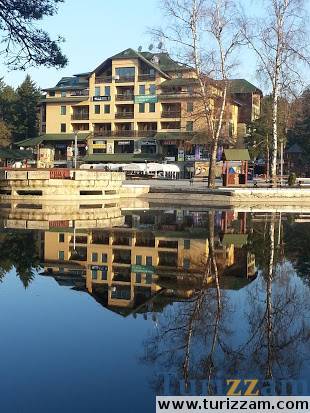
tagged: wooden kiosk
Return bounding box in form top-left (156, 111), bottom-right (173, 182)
top-left (222, 149), bottom-right (250, 187)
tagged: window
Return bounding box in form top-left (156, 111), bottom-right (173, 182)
top-left (105, 86), bottom-right (111, 96)
top-left (104, 105), bottom-right (110, 114)
top-left (149, 84), bottom-right (156, 95)
top-left (49, 91), bottom-right (55, 97)
top-left (94, 105), bottom-right (100, 114)
top-left (92, 269), bottom-right (98, 280)
top-left (115, 67), bottom-right (135, 79)
top-left (92, 252), bottom-right (98, 262)
top-left (136, 273), bottom-right (142, 283)
top-left (187, 102), bottom-right (193, 112)
top-left (59, 233), bottom-right (65, 243)
top-left (186, 121), bottom-right (193, 132)
top-left (139, 85), bottom-right (145, 95)
top-left (60, 106), bottom-right (66, 115)
top-left (58, 251), bottom-right (64, 260)
top-left (95, 86), bottom-right (100, 96)
top-left (139, 103), bottom-right (145, 113)
top-left (61, 123), bottom-right (66, 133)
top-left (136, 255), bottom-right (142, 265)
top-left (101, 269), bottom-right (108, 280)
top-left (102, 253), bottom-right (108, 263)
top-left (61, 91), bottom-right (66, 97)
top-left (146, 273), bottom-right (153, 284)
top-left (93, 140), bottom-right (107, 145)
top-left (183, 258), bottom-right (190, 270)
top-left (149, 103), bottom-right (156, 113)
top-left (184, 239), bottom-right (191, 249)
top-left (146, 256), bottom-right (152, 266)
top-left (187, 86), bottom-right (193, 94)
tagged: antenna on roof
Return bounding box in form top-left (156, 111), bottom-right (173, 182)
top-left (148, 44), bottom-right (154, 51)
top-left (138, 45), bottom-right (143, 52)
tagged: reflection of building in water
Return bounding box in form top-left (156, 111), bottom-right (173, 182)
top-left (42, 210), bottom-right (257, 315)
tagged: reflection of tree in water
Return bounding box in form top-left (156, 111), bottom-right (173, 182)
top-left (142, 211), bottom-right (232, 394)
top-left (231, 213), bottom-right (310, 382)
top-left (0, 231), bottom-right (40, 288)
top-left (142, 213), bottom-right (310, 394)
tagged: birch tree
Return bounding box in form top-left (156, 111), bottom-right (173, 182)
top-left (154, 0), bottom-right (242, 188)
top-left (241, 0), bottom-right (310, 186)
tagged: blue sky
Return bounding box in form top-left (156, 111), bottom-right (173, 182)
top-left (0, 0), bottom-right (308, 92)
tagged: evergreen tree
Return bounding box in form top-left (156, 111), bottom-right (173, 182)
top-left (0, 78), bottom-right (16, 127)
top-left (0, 120), bottom-right (12, 147)
top-left (13, 75), bottom-right (41, 141)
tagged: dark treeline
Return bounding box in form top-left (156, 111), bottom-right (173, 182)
top-left (0, 75), bottom-right (41, 147)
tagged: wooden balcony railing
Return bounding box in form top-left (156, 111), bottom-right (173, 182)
top-left (95, 76), bottom-right (113, 84)
top-left (115, 112), bottom-right (134, 119)
top-left (71, 113), bottom-right (89, 120)
top-left (138, 74), bottom-right (156, 82)
top-left (93, 130), bottom-right (157, 138)
top-left (161, 111), bottom-right (181, 118)
top-left (115, 76), bottom-right (135, 83)
top-left (115, 94), bottom-right (134, 101)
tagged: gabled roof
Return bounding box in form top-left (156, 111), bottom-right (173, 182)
top-left (228, 79), bottom-right (263, 95)
top-left (42, 76), bottom-right (88, 92)
top-left (160, 78), bottom-right (199, 87)
top-left (0, 148), bottom-right (34, 160)
top-left (287, 143), bottom-right (303, 153)
top-left (141, 51), bottom-right (189, 72)
top-left (93, 48), bottom-right (170, 79)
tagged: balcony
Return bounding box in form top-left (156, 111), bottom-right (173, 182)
top-left (158, 240), bottom-right (178, 249)
top-left (71, 113), bottom-right (89, 120)
top-left (94, 130), bottom-right (113, 137)
top-left (161, 111), bottom-right (181, 118)
top-left (115, 112), bottom-right (134, 119)
top-left (138, 74), bottom-right (156, 82)
top-left (95, 76), bottom-right (113, 84)
top-left (115, 94), bottom-right (134, 101)
top-left (115, 76), bottom-right (135, 83)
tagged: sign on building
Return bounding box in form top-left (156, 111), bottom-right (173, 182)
top-left (38, 147), bottom-right (54, 168)
top-left (134, 95), bottom-right (158, 104)
top-left (93, 96), bottom-right (111, 102)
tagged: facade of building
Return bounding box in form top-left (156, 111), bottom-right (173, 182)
top-left (18, 49), bottom-right (262, 173)
top-left (42, 210), bottom-right (256, 313)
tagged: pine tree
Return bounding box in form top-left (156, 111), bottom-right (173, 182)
top-left (13, 75), bottom-right (41, 141)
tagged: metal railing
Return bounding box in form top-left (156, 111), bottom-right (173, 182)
top-left (138, 74), bottom-right (156, 82)
top-left (115, 76), bottom-right (135, 83)
top-left (93, 130), bottom-right (157, 138)
top-left (95, 76), bottom-right (113, 83)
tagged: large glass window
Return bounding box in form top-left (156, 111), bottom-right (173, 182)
top-left (105, 86), bottom-right (111, 96)
top-left (59, 234), bottom-right (65, 243)
top-left (104, 105), bottom-right (110, 114)
top-left (92, 269), bottom-right (98, 280)
top-left (60, 106), bottom-right (66, 115)
top-left (136, 255), bottom-right (142, 265)
top-left (136, 273), bottom-right (142, 283)
top-left (95, 86), bottom-right (100, 96)
top-left (139, 85), bottom-right (145, 95)
top-left (115, 67), bottom-right (135, 79)
top-left (94, 105), bottom-right (100, 114)
top-left (139, 103), bottom-right (145, 113)
top-left (92, 252), bottom-right (98, 262)
top-left (149, 103), bottom-right (156, 113)
top-left (102, 253), bottom-right (108, 263)
top-left (146, 256), bottom-right (152, 266)
top-left (60, 123), bottom-right (66, 133)
top-left (101, 270), bottom-right (107, 280)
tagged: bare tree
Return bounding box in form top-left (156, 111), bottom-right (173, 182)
top-left (241, 0), bottom-right (310, 186)
top-left (154, 0), bottom-right (242, 188)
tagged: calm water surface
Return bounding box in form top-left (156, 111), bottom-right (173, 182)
top-left (0, 206), bottom-right (310, 412)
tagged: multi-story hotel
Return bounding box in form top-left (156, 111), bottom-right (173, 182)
top-left (18, 48), bottom-right (262, 174)
top-left (41, 209), bottom-right (256, 315)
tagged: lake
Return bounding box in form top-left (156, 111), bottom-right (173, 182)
top-left (0, 205), bottom-right (309, 412)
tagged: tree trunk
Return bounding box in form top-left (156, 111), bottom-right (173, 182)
top-left (271, 88), bottom-right (279, 186)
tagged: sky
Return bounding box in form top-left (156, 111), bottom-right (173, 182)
top-left (0, 0), bottom-right (308, 92)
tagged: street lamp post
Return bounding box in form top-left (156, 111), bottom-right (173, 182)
top-left (74, 132), bottom-right (78, 169)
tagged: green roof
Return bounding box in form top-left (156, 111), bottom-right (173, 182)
top-left (83, 153), bottom-right (161, 163)
top-left (17, 133), bottom-right (91, 147)
top-left (0, 148), bottom-right (34, 160)
top-left (161, 78), bottom-right (199, 87)
top-left (228, 79), bottom-right (262, 94)
top-left (222, 234), bottom-right (248, 247)
top-left (141, 52), bottom-right (189, 72)
top-left (223, 149), bottom-right (251, 161)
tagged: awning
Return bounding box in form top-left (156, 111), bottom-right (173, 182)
top-left (222, 234), bottom-right (248, 247)
top-left (83, 153), bottom-right (161, 163)
top-left (16, 133), bottom-right (91, 147)
top-left (0, 148), bottom-right (34, 160)
top-left (222, 149), bottom-right (251, 161)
